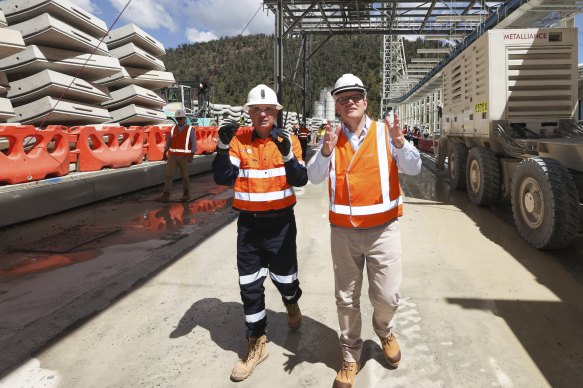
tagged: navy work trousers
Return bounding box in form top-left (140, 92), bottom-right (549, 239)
top-left (236, 210), bottom-right (302, 338)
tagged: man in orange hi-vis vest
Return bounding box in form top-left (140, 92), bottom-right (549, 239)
top-left (298, 120), bottom-right (311, 160)
top-left (212, 84), bottom-right (308, 382)
top-left (156, 109), bottom-right (197, 203)
top-left (307, 74), bottom-right (421, 388)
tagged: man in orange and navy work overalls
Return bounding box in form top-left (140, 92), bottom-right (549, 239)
top-left (156, 109), bottom-right (197, 202)
top-left (307, 74), bottom-right (421, 388)
top-left (212, 84), bottom-right (307, 382)
top-left (298, 120), bottom-right (311, 160)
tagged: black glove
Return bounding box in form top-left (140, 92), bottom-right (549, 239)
top-left (218, 123), bottom-right (238, 147)
top-left (271, 127), bottom-right (293, 161)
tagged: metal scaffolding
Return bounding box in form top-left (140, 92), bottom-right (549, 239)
top-left (262, 0), bottom-right (583, 125)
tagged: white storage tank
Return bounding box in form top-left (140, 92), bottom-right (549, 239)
top-left (313, 101), bottom-right (324, 118)
top-left (321, 87), bottom-right (335, 121)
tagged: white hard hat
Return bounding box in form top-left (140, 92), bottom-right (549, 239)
top-left (175, 109), bottom-right (186, 118)
top-left (331, 73), bottom-right (366, 95)
top-left (243, 84), bottom-right (282, 112)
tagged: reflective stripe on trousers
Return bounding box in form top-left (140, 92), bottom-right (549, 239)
top-left (236, 211), bottom-right (302, 338)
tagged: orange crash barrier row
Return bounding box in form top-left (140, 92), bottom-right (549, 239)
top-left (0, 125), bottom-right (69, 184)
top-left (195, 126), bottom-right (218, 154)
top-left (143, 125), bottom-right (172, 161)
top-left (69, 125), bottom-right (145, 172)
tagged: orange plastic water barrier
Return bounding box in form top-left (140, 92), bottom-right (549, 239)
top-left (69, 125), bottom-right (145, 171)
top-left (195, 126), bottom-right (219, 154)
top-left (0, 125), bottom-right (70, 184)
top-left (143, 125), bottom-right (172, 161)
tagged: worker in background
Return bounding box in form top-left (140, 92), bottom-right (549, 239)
top-left (306, 73), bottom-right (421, 388)
top-left (316, 124), bottom-right (325, 143)
top-left (155, 109), bottom-right (197, 203)
top-left (291, 122), bottom-right (300, 136)
top-left (212, 84), bottom-right (308, 382)
top-left (412, 125), bottom-right (420, 148)
top-left (298, 120), bottom-right (311, 160)
top-left (196, 79), bottom-right (209, 116)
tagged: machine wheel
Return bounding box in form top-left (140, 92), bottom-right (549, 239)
top-left (448, 142), bottom-right (468, 190)
top-left (511, 158), bottom-right (579, 249)
top-left (466, 147), bottom-right (500, 206)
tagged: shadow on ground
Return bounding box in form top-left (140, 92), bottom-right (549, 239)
top-left (170, 297), bottom-right (391, 374)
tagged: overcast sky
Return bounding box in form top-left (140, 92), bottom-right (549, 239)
top-left (70, 0), bottom-right (583, 62)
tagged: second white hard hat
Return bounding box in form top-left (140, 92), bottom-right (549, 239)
top-left (331, 73), bottom-right (366, 95)
top-left (175, 109), bottom-right (187, 118)
top-left (244, 84), bottom-right (283, 112)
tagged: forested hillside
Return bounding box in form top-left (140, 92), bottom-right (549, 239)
top-left (165, 34), bottom-right (440, 118)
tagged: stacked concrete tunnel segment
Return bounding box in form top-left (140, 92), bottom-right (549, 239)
top-left (0, 0), bottom-right (178, 127)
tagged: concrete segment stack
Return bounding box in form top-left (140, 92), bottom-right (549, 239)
top-left (0, 9), bottom-right (25, 122)
top-left (100, 23), bottom-right (173, 125)
top-left (0, 0), bottom-right (117, 125)
top-left (0, 0), bottom-right (178, 127)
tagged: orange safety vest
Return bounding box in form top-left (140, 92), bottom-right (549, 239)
top-left (328, 120), bottom-right (403, 228)
top-left (298, 127), bottom-right (310, 140)
top-left (229, 130), bottom-right (302, 212)
top-left (168, 125), bottom-right (194, 156)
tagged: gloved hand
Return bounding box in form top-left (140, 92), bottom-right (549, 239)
top-left (217, 123), bottom-right (238, 149)
top-left (271, 127), bottom-right (294, 162)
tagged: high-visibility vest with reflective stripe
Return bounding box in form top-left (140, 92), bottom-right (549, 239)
top-left (168, 125), bottom-right (194, 156)
top-left (329, 120), bottom-right (403, 228)
top-left (229, 130), bottom-right (302, 212)
top-left (298, 127), bottom-right (310, 139)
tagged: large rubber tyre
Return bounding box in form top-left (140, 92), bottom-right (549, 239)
top-left (511, 158), bottom-right (579, 249)
top-left (448, 142), bottom-right (468, 190)
top-left (466, 147), bottom-right (500, 206)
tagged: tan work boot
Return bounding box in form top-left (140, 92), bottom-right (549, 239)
top-left (285, 303), bottom-right (301, 331)
top-left (230, 335), bottom-right (268, 382)
top-left (379, 332), bottom-right (401, 368)
top-left (180, 191), bottom-right (190, 201)
top-left (333, 361), bottom-right (360, 388)
top-left (155, 192), bottom-right (170, 203)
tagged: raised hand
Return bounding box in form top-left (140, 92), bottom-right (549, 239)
top-left (218, 123), bottom-right (239, 147)
top-left (271, 127), bottom-right (293, 161)
top-left (321, 120), bottom-right (342, 157)
top-left (386, 112), bottom-right (405, 148)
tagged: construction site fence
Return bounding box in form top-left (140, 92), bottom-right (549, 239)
top-left (0, 125), bottom-right (255, 185)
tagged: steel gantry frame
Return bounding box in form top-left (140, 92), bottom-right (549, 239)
top-left (262, 1), bottom-right (583, 125)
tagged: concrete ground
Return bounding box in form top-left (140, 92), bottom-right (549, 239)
top-left (1, 152), bottom-right (583, 388)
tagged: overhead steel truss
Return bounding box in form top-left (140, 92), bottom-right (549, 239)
top-left (262, 1), bottom-right (583, 123)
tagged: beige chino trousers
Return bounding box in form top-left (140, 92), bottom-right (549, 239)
top-left (163, 154), bottom-right (190, 193)
top-left (330, 219), bottom-right (402, 363)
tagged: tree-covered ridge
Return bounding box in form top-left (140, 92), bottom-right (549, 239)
top-left (164, 34), bottom-right (440, 118)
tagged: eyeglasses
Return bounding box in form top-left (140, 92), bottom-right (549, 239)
top-left (250, 107), bottom-right (277, 115)
top-left (336, 94), bottom-right (365, 105)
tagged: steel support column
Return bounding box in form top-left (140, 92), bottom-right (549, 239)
top-left (275, 0), bottom-right (284, 127)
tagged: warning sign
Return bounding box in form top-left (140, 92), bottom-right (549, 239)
top-left (475, 102), bottom-right (487, 113)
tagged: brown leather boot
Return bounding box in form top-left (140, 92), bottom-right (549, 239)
top-left (285, 303), bottom-right (301, 331)
top-left (155, 192), bottom-right (170, 203)
top-left (379, 332), bottom-right (401, 368)
top-left (180, 191), bottom-right (190, 201)
top-left (230, 335), bottom-right (268, 382)
top-left (333, 361), bottom-right (360, 388)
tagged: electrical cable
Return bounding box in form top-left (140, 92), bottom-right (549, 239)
top-left (38, 0), bottom-right (134, 129)
top-left (239, 4), bottom-right (263, 36)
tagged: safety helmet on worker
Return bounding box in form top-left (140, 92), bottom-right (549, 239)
top-left (174, 109), bottom-right (187, 118)
top-left (243, 84), bottom-right (283, 112)
top-left (331, 73), bottom-right (367, 96)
